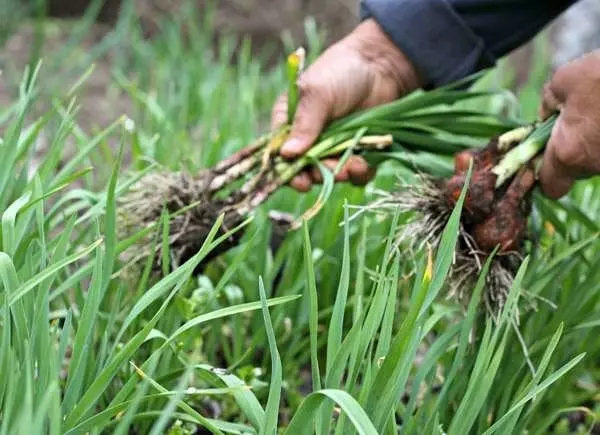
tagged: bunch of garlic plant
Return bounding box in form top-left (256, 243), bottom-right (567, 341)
top-left (118, 48), bottom-right (520, 273)
top-left (366, 115), bottom-right (558, 312)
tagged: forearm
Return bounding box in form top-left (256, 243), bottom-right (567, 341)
top-left (360, 0), bottom-right (578, 88)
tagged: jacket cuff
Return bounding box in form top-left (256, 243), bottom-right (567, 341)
top-left (360, 0), bottom-right (497, 88)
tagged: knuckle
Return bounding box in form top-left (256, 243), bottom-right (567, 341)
top-left (297, 74), bottom-right (316, 95)
top-left (549, 65), bottom-right (573, 99)
top-left (542, 81), bottom-right (552, 95)
top-left (290, 105), bottom-right (312, 129)
top-left (552, 139), bottom-right (579, 165)
top-left (586, 143), bottom-right (600, 173)
top-left (585, 51), bottom-right (600, 81)
top-left (552, 63), bottom-right (571, 85)
top-left (550, 115), bottom-right (600, 175)
top-left (297, 76), bottom-right (321, 101)
top-left (542, 82), bottom-right (555, 103)
top-left (298, 72), bottom-right (334, 105)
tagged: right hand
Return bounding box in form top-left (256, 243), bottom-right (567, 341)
top-left (271, 18), bottom-right (423, 192)
top-left (538, 50), bottom-right (600, 199)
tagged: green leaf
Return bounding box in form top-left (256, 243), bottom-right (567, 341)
top-left (63, 231), bottom-right (219, 428)
top-left (107, 295), bottom-right (298, 412)
top-left (8, 239), bottom-right (103, 306)
top-left (113, 214), bottom-right (231, 344)
top-left (130, 364), bottom-right (224, 435)
top-left (258, 276), bottom-right (283, 435)
top-left (284, 390), bottom-right (378, 435)
top-left (419, 162), bottom-right (472, 317)
top-left (427, 250), bottom-right (495, 419)
top-left (326, 203), bottom-right (351, 373)
top-left (102, 133), bottom-right (125, 290)
top-left (483, 352), bottom-right (586, 434)
top-left (2, 192), bottom-right (32, 256)
top-left (302, 220), bottom-right (321, 404)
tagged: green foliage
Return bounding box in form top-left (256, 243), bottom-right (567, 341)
top-left (0, 1), bottom-right (599, 434)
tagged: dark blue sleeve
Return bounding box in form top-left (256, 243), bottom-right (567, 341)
top-left (360, 0), bottom-right (578, 88)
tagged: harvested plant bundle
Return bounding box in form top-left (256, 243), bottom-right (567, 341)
top-left (117, 131), bottom-right (395, 270)
top-left (117, 50), bottom-right (519, 273)
top-left (370, 115), bottom-right (557, 312)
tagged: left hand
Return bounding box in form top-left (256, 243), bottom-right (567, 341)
top-left (270, 19), bottom-right (422, 192)
top-left (538, 50), bottom-right (600, 199)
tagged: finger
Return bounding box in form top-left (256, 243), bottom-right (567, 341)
top-left (539, 62), bottom-right (578, 120)
top-left (538, 60), bottom-right (582, 120)
top-left (271, 93), bottom-right (289, 130)
top-left (309, 157), bottom-right (375, 185)
top-left (539, 137), bottom-right (576, 199)
top-left (310, 165), bottom-right (323, 184)
top-left (549, 62), bottom-right (579, 103)
top-left (323, 158), bottom-right (350, 183)
top-left (289, 171), bottom-right (313, 193)
top-left (346, 155), bottom-right (376, 185)
top-left (280, 77), bottom-right (331, 159)
top-left (539, 82), bottom-right (563, 120)
top-left (307, 158), bottom-right (351, 184)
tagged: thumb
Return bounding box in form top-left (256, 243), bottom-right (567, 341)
top-left (281, 80), bottom-right (331, 159)
top-left (539, 82), bottom-right (563, 120)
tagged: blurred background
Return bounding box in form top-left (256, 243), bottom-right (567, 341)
top-left (1, 0), bottom-right (600, 132)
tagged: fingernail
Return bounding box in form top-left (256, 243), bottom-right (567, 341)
top-left (281, 138), bottom-right (302, 157)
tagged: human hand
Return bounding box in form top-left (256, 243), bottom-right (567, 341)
top-left (271, 19), bottom-right (422, 192)
top-left (539, 50), bottom-right (600, 198)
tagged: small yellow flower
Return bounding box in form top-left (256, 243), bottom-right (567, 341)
top-left (544, 221), bottom-right (555, 236)
top-left (423, 242), bottom-right (433, 284)
top-left (287, 47), bottom-right (306, 73)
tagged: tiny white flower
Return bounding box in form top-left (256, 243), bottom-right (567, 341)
top-left (123, 116), bottom-right (136, 133)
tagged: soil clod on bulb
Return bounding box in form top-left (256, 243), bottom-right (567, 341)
top-left (472, 165), bottom-right (535, 254)
top-left (369, 121), bottom-right (549, 312)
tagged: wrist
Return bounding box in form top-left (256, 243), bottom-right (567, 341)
top-left (347, 18), bottom-right (423, 96)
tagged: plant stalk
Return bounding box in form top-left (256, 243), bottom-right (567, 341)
top-left (213, 134), bottom-right (271, 172)
top-left (286, 47), bottom-right (305, 124)
top-left (492, 114), bottom-right (558, 187)
top-left (233, 134), bottom-right (394, 215)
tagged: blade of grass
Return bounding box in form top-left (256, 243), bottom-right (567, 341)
top-left (131, 364), bottom-right (224, 434)
top-left (284, 390), bottom-right (378, 435)
top-left (258, 276), bottom-right (283, 435)
top-left (326, 202), bottom-right (351, 372)
top-left (302, 220), bottom-right (322, 433)
top-left (483, 353), bottom-right (585, 434)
